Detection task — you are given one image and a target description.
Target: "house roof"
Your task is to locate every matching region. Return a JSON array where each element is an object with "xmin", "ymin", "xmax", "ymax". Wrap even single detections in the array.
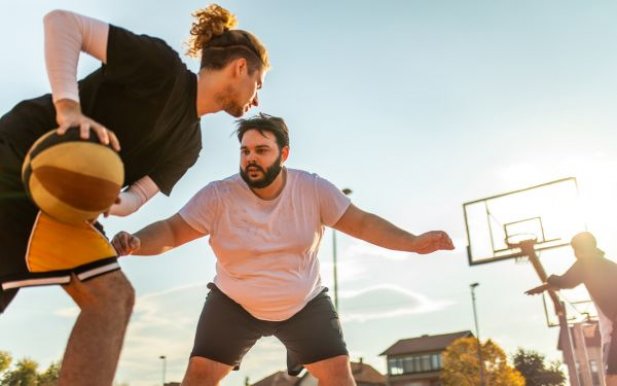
[
  {"xmin": 251, "ymin": 371, "xmax": 300, "ymax": 386},
  {"xmin": 380, "ymin": 330, "xmax": 474, "ymax": 356},
  {"xmin": 350, "ymin": 360, "xmax": 386, "ymax": 384},
  {"xmin": 557, "ymin": 321, "xmax": 601, "ymax": 351},
  {"xmin": 251, "ymin": 360, "xmax": 385, "ymax": 386}
]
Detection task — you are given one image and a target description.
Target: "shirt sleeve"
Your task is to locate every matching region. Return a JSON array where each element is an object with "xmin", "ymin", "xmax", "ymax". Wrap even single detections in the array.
[
  {"xmin": 148, "ymin": 131, "xmax": 201, "ymax": 196},
  {"xmin": 103, "ymin": 25, "xmax": 181, "ymax": 90},
  {"xmin": 314, "ymin": 175, "xmax": 352, "ymax": 227},
  {"xmin": 546, "ymin": 260, "xmax": 584, "ymax": 289},
  {"xmin": 178, "ymin": 182, "xmax": 219, "ymax": 234},
  {"xmin": 44, "ymin": 10, "xmax": 109, "ymax": 102}
]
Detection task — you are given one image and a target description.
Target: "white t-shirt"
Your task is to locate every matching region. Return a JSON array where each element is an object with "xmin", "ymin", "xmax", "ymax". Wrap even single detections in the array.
[{"xmin": 179, "ymin": 169, "xmax": 351, "ymax": 321}]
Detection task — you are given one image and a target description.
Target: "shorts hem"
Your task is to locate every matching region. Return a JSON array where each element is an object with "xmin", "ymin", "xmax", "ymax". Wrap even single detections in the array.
[{"xmin": 1, "ymin": 257, "xmax": 120, "ymax": 290}]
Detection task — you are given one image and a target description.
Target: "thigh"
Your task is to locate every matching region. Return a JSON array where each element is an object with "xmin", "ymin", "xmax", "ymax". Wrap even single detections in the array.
[
  {"xmin": 62, "ymin": 270, "xmax": 134, "ymax": 309},
  {"xmin": 0, "ymin": 138, "xmax": 38, "ymax": 279},
  {"xmin": 182, "ymin": 356, "xmax": 234, "ymax": 386},
  {"xmin": 191, "ymin": 285, "xmax": 267, "ymax": 368},
  {"xmin": 304, "ymin": 355, "xmax": 354, "ymax": 384},
  {"xmin": 276, "ymin": 291, "xmax": 348, "ymax": 367}
]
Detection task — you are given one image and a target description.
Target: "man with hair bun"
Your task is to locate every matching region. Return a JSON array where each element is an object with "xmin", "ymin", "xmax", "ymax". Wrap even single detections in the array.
[
  {"xmin": 526, "ymin": 232, "xmax": 617, "ymax": 385},
  {"xmin": 0, "ymin": 4, "xmax": 269, "ymax": 385},
  {"xmin": 113, "ymin": 113, "xmax": 454, "ymax": 386}
]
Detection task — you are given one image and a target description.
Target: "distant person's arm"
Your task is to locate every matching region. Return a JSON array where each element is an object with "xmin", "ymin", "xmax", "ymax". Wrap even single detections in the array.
[
  {"xmin": 112, "ymin": 213, "xmax": 205, "ymax": 256},
  {"xmin": 525, "ymin": 283, "xmax": 558, "ymax": 295},
  {"xmin": 44, "ymin": 9, "xmax": 119, "ymax": 150},
  {"xmin": 332, "ymin": 204, "xmax": 453, "ymax": 254},
  {"xmin": 546, "ymin": 261, "xmax": 584, "ymax": 289}
]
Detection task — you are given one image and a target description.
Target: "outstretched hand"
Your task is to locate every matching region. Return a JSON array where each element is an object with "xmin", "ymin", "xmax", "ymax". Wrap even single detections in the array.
[
  {"xmin": 54, "ymin": 99, "xmax": 121, "ymax": 151},
  {"xmin": 525, "ymin": 283, "xmax": 551, "ymax": 295},
  {"xmin": 112, "ymin": 231, "xmax": 141, "ymax": 256},
  {"xmin": 411, "ymin": 231, "xmax": 454, "ymax": 254}
]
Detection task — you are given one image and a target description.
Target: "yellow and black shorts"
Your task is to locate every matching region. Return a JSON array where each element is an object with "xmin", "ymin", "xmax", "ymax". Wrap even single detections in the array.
[{"xmin": 0, "ymin": 136, "xmax": 119, "ymax": 313}]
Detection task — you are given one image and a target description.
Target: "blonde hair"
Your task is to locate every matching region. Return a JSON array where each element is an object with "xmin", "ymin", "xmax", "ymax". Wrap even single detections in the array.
[{"xmin": 187, "ymin": 4, "xmax": 270, "ymax": 71}]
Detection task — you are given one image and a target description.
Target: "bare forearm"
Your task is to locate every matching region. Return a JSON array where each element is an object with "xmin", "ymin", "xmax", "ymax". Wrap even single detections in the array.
[
  {"xmin": 354, "ymin": 212, "xmax": 417, "ymax": 251},
  {"xmin": 132, "ymin": 220, "xmax": 177, "ymax": 255},
  {"xmin": 333, "ymin": 204, "xmax": 453, "ymax": 254}
]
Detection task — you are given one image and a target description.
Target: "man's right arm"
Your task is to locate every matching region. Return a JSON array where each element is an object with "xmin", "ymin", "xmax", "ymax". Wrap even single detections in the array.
[
  {"xmin": 112, "ymin": 213, "xmax": 205, "ymax": 256},
  {"xmin": 44, "ymin": 10, "xmax": 120, "ymax": 149},
  {"xmin": 546, "ymin": 261, "xmax": 584, "ymax": 289}
]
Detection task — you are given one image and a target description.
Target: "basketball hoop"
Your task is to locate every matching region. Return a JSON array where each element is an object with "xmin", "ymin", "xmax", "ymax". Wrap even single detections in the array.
[{"xmin": 505, "ymin": 233, "xmax": 537, "ymax": 249}]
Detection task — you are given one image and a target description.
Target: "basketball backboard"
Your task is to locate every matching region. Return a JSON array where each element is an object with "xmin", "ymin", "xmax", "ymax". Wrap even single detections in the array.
[{"xmin": 463, "ymin": 177, "xmax": 586, "ymax": 266}]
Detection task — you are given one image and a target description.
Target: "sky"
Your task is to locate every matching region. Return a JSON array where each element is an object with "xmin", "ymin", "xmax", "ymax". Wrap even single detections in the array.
[{"xmin": 1, "ymin": 0, "xmax": 617, "ymax": 385}]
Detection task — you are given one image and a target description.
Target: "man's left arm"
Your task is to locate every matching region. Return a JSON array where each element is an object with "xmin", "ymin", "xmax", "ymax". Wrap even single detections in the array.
[
  {"xmin": 546, "ymin": 262, "xmax": 584, "ymax": 289},
  {"xmin": 332, "ymin": 204, "xmax": 454, "ymax": 254}
]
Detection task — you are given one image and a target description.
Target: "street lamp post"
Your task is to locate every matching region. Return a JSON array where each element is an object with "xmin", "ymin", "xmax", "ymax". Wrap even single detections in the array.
[
  {"xmin": 470, "ymin": 283, "xmax": 485, "ymax": 386},
  {"xmin": 159, "ymin": 355, "xmax": 167, "ymax": 386},
  {"xmin": 332, "ymin": 188, "xmax": 352, "ymax": 312}
]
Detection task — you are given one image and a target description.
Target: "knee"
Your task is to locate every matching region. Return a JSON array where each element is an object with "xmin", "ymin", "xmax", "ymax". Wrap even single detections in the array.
[
  {"xmin": 183, "ymin": 356, "xmax": 232, "ymax": 385},
  {"xmin": 306, "ymin": 355, "xmax": 354, "ymax": 383},
  {"xmin": 67, "ymin": 272, "xmax": 135, "ymax": 319},
  {"xmin": 111, "ymin": 277, "xmax": 135, "ymax": 318}
]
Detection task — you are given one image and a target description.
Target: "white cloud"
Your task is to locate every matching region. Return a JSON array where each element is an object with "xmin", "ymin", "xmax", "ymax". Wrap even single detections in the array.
[{"xmin": 339, "ymin": 284, "xmax": 453, "ymax": 323}]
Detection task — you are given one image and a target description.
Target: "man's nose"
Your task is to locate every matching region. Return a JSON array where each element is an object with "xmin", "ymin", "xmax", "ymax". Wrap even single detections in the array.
[{"xmin": 251, "ymin": 93, "xmax": 259, "ymax": 107}]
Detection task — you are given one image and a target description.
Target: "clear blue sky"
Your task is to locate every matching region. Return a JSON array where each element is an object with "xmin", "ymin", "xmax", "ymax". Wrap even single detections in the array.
[{"xmin": 1, "ymin": 1, "xmax": 617, "ymax": 385}]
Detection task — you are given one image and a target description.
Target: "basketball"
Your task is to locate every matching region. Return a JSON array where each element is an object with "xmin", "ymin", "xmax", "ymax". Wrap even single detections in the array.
[{"xmin": 22, "ymin": 128, "xmax": 124, "ymax": 225}]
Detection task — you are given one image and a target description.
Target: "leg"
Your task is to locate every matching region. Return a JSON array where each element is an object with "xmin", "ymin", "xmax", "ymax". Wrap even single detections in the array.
[
  {"xmin": 181, "ymin": 357, "xmax": 233, "ymax": 386},
  {"xmin": 275, "ymin": 291, "xmax": 350, "ymax": 381},
  {"xmin": 59, "ymin": 270, "xmax": 135, "ymax": 386},
  {"xmin": 184, "ymin": 284, "xmax": 266, "ymax": 386},
  {"xmin": 304, "ymin": 355, "xmax": 356, "ymax": 386}
]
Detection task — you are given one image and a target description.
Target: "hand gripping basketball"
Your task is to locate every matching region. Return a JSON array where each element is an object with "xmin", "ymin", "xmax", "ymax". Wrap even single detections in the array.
[{"xmin": 22, "ymin": 127, "xmax": 125, "ymax": 225}]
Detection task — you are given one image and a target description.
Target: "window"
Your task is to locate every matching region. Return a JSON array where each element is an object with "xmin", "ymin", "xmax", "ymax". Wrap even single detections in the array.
[
  {"xmin": 388, "ymin": 353, "xmax": 443, "ymax": 375},
  {"xmin": 432, "ymin": 354, "xmax": 442, "ymax": 370},
  {"xmin": 388, "ymin": 358, "xmax": 404, "ymax": 375}
]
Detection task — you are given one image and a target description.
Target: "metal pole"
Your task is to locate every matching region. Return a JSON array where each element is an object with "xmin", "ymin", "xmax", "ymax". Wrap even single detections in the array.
[
  {"xmin": 159, "ymin": 355, "xmax": 166, "ymax": 386},
  {"xmin": 557, "ymin": 305, "xmax": 581, "ymax": 386},
  {"xmin": 518, "ymin": 241, "xmax": 581, "ymax": 386},
  {"xmin": 333, "ymin": 228, "xmax": 339, "ymax": 311},
  {"xmin": 470, "ymin": 283, "xmax": 485, "ymax": 386},
  {"xmin": 572, "ymin": 322, "xmax": 593, "ymax": 386},
  {"xmin": 332, "ymin": 188, "xmax": 352, "ymax": 313}
]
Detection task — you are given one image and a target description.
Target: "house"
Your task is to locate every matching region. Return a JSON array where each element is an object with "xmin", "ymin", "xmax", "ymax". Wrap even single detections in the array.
[
  {"xmin": 380, "ymin": 330, "xmax": 474, "ymax": 386},
  {"xmin": 558, "ymin": 320, "xmax": 604, "ymax": 386},
  {"xmin": 250, "ymin": 359, "xmax": 386, "ymax": 386}
]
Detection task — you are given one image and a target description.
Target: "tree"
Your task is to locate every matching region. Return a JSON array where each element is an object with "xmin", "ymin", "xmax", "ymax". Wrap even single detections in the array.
[
  {"xmin": 37, "ymin": 361, "xmax": 60, "ymax": 386},
  {"xmin": 0, "ymin": 353, "xmax": 60, "ymax": 386},
  {"xmin": 512, "ymin": 348, "xmax": 566, "ymax": 386},
  {"xmin": 0, "ymin": 352, "xmax": 11, "ymax": 374},
  {"xmin": 441, "ymin": 337, "xmax": 525, "ymax": 386},
  {"xmin": 1, "ymin": 358, "xmax": 38, "ymax": 386}
]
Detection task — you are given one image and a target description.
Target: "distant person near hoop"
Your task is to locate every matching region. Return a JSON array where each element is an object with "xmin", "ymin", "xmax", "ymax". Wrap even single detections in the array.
[
  {"xmin": 0, "ymin": 4, "xmax": 269, "ymax": 385},
  {"xmin": 112, "ymin": 113, "xmax": 454, "ymax": 386},
  {"xmin": 526, "ymin": 232, "xmax": 617, "ymax": 386}
]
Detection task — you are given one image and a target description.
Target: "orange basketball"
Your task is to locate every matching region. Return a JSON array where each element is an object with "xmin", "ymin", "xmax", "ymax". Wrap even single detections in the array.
[{"xmin": 22, "ymin": 128, "xmax": 124, "ymax": 225}]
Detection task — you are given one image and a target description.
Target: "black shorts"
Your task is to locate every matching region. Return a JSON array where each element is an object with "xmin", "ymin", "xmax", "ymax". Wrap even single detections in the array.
[
  {"xmin": 191, "ymin": 284, "xmax": 348, "ymax": 376},
  {"xmin": 0, "ymin": 136, "xmax": 119, "ymax": 314}
]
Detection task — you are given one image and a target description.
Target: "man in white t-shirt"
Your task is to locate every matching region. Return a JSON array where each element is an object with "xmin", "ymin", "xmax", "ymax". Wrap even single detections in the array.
[{"xmin": 112, "ymin": 113, "xmax": 454, "ymax": 386}]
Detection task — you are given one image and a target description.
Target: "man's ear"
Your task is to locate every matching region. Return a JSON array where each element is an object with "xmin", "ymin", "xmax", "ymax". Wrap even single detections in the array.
[
  {"xmin": 230, "ymin": 57, "xmax": 248, "ymax": 77},
  {"xmin": 281, "ymin": 146, "xmax": 290, "ymax": 162}
]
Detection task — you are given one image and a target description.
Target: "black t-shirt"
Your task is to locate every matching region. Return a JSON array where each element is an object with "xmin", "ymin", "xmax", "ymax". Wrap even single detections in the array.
[
  {"xmin": 0, "ymin": 25, "xmax": 201, "ymax": 195},
  {"xmin": 547, "ymin": 254, "xmax": 617, "ymax": 319}
]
